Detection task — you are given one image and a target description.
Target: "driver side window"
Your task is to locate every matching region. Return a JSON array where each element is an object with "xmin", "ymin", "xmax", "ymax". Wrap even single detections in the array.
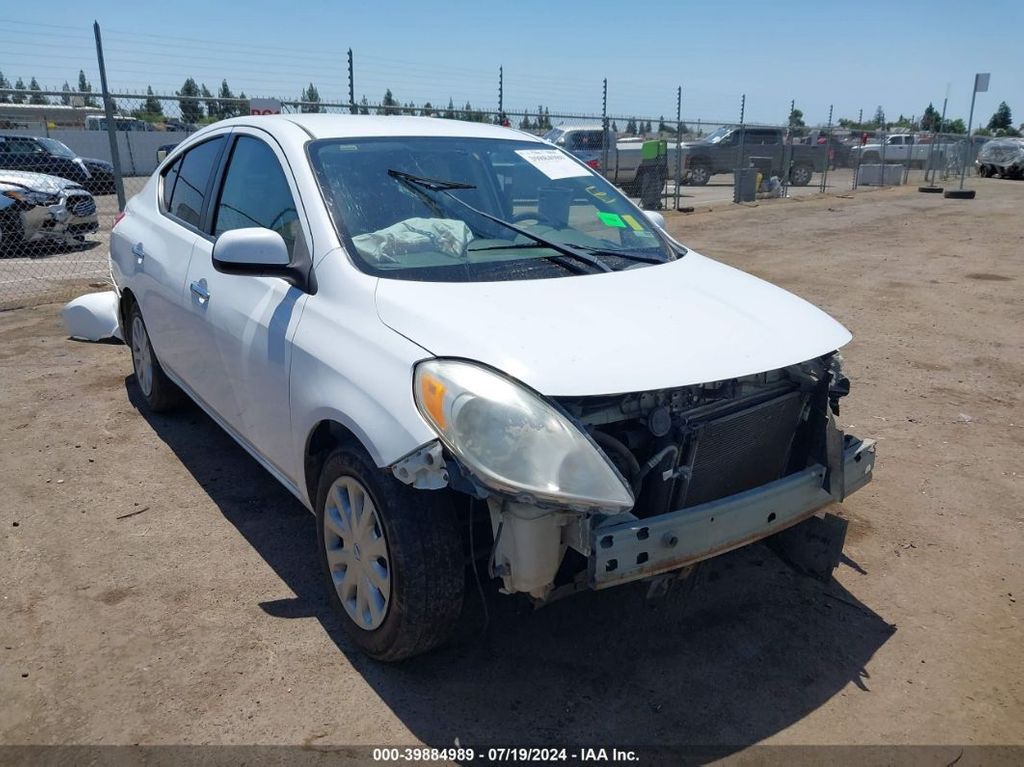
[{"xmin": 213, "ymin": 135, "xmax": 300, "ymax": 257}]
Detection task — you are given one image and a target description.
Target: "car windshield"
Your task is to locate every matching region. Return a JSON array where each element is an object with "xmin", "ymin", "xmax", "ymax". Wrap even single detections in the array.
[
  {"xmin": 307, "ymin": 136, "xmax": 677, "ymax": 282},
  {"xmin": 37, "ymin": 138, "xmax": 76, "ymax": 158},
  {"xmin": 703, "ymin": 127, "xmax": 733, "ymax": 144}
]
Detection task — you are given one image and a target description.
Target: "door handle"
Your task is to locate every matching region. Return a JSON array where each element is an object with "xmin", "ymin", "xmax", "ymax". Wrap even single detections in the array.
[
  {"xmin": 131, "ymin": 242, "xmax": 145, "ymax": 262},
  {"xmin": 189, "ymin": 279, "xmax": 210, "ymax": 303}
]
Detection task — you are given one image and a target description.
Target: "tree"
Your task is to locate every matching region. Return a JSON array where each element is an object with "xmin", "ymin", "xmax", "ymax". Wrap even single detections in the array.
[
  {"xmin": 643, "ymin": 119, "xmax": 653, "ymax": 134},
  {"xmin": 78, "ymin": 70, "xmax": 97, "ymax": 107},
  {"xmin": 300, "ymin": 82, "xmax": 322, "ymax": 113},
  {"xmin": 27, "ymin": 77, "xmax": 47, "ymax": 105},
  {"xmin": 177, "ymin": 77, "xmax": 203, "ymax": 123},
  {"xmin": 520, "ymin": 113, "xmax": 532, "ymax": 130},
  {"xmin": 657, "ymin": 115, "xmax": 668, "ymax": 133},
  {"xmin": 61, "ymin": 81, "xmax": 72, "ymax": 106},
  {"xmin": 144, "ymin": 85, "xmax": 163, "ymax": 115},
  {"xmin": 872, "ymin": 105, "xmax": 885, "ymax": 128},
  {"xmin": 788, "ymin": 106, "xmax": 805, "ymax": 130},
  {"xmin": 0, "ymin": 70, "xmax": 9, "ymax": 103},
  {"xmin": 11, "ymin": 78, "xmax": 26, "ymax": 104},
  {"xmin": 217, "ymin": 80, "xmax": 235, "ymax": 118},
  {"xmin": 921, "ymin": 102, "xmax": 940, "ymax": 132},
  {"xmin": 626, "ymin": 117, "xmax": 637, "ymax": 134},
  {"xmin": 987, "ymin": 101, "xmax": 1012, "ymax": 132},
  {"xmin": 200, "ymin": 83, "xmax": 218, "ymax": 120},
  {"xmin": 611, "ymin": 120, "xmax": 618, "ymax": 133},
  {"xmin": 358, "ymin": 95, "xmax": 370, "ymax": 115},
  {"xmin": 443, "ymin": 98, "xmax": 456, "ymax": 120},
  {"xmin": 943, "ymin": 118, "xmax": 966, "ymax": 134},
  {"xmin": 421, "ymin": 101, "xmax": 434, "ymax": 117},
  {"xmin": 381, "ymin": 88, "xmax": 398, "ymax": 116}
]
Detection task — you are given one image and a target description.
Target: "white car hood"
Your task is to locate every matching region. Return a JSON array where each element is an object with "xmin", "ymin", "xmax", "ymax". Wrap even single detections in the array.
[
  {"xmin": 0, "ymin": 170, "xmax": 83, "ymax": 195},
  {"xmin": 375, "ymin": 251, "xmax": 851, "ymax": 396}
]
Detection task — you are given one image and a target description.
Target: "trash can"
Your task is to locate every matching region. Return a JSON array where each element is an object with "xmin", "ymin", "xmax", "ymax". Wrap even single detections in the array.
[{"xmin": 733, "ymin": 167, "xmax": 758, "ymax": 203}]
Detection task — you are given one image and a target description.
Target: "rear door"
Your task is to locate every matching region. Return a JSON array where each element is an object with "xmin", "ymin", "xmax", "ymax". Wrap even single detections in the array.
[
  {"xmin": 112, "ymin": 134, "xmax": 227, "ymax": 379},
  {"xmin": 180, "ymin": 129, "xmax": 312, "ymax": 479}
]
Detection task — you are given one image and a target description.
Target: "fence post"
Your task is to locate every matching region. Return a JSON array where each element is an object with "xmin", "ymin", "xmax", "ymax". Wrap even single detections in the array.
[
  {"xmin": 601, "ymin": 78, "xmax": 609, "ymax": 181},
  {"xmin": 733, "ymin": 94, "xmax": 746, "ymax": 204},
  {"xmin": 498, "ymin": 65, "xmax": 503, "ymax": 122},
  {"xmin": 347, "ymin": 49, "xmax": 356, "ymax": 114},
  {"xmin": 93, "ymin": 21, "xmax": 125, "ymax": 210},
  {"xmin": 821, "ymin": 104, "xmax": 833, "ymax": 193},
  {"xmin": 675, "ymin": 85, "xmax": 682, "ymax": 210}
]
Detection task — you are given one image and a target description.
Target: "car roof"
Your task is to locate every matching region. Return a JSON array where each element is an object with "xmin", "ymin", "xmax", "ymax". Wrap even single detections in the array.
[{"xmin": 202, "ymin": 114, "xmax": 548, "ymax": 142}]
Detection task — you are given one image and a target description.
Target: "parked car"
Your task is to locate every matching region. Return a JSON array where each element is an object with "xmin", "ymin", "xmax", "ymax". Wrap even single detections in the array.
[
  {"xmin": 110, "ymin": 115, "xmax": 874, "ymax": 661},
  {"xmin": 0, "ymin": 170, "xmax": 98, "ymax": 253},
  {"xmin": 976, "ymin": 138, "xmax": 1024, "ymax": 179},
  {"xmin": 0, "ymin": 134, "xmax": 116, "ymax": 195},
  {"xmin": 847, "ymin": 133, "xmax": 955, "ymax": 169},
  {"xmin": 677, "ymin": 126, "xmax": 827, "ymax": 186}
]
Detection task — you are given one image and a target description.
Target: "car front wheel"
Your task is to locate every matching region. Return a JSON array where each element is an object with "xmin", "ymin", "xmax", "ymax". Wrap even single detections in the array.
[{"xmin": 316, "ymin": 446, "xmax": 464, "ymax": 662}]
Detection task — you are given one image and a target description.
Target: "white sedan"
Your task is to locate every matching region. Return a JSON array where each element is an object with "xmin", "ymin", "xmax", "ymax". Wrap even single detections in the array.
[{"xmin": 110, "ymin": 115, "xmax": 874, "ymax": 661}]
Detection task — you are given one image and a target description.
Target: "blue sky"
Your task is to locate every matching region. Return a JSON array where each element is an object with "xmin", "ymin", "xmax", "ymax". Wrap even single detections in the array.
[{"xmin": 2, "ymin": 0, "xmax": 1021, "ymax": 126}]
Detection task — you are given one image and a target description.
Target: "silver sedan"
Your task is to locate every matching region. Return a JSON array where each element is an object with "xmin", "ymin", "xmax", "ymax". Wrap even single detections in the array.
[{"xmin": 0, "ymin": 170, "xmax": 99, "ymax": 254}]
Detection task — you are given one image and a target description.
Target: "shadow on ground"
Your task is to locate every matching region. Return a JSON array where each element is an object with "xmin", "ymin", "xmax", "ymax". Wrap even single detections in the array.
[{"xmin": 127, "ymin": 378, "xmax": 894, "ymax": 753}]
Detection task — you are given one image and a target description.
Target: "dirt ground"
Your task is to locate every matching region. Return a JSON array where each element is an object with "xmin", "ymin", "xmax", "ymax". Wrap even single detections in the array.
[{"xmin": 1, "ymin": 178, "xmax": 1021, "ymax": 753}]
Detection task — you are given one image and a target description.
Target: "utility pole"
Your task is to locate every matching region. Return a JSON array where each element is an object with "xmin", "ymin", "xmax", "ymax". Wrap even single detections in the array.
[
  {"xmin": 347, "ymin": 49, "xmax": 355, "ymax": 114},
  {"xmin": 93, "ymin": 21, "xmax": 125, "ymax": 210}
]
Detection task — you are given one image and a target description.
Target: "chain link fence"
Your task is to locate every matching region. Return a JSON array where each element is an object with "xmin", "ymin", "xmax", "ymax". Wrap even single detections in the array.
[{"xmin": 0, "ymin": 20, "xmax": 1000, "ymax": 309}]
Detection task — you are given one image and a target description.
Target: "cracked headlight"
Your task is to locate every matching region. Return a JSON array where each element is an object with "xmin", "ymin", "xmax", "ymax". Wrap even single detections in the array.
[
  {"xmin": 414, "ymin": 359, "xmax": 634, "ymax": 512},
  {"xmin": 3, "ymin": 189, "xmax": 58, "ymax": 206}
]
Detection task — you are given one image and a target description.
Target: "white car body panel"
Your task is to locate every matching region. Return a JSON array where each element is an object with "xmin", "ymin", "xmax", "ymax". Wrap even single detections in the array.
[
  {"xmin": 110, "ymin": 114, "xmax": 852, "ymax": 513},
  {"xmin": 375, "ymin": 252, "xmax": 851, "ymax": 396},
  {"xmin": 61, "ymin": 291, "xmax": 122, "ymax": 341}
]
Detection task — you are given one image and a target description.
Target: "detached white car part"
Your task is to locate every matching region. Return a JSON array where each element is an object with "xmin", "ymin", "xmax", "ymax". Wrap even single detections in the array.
[{"xmin": 109, "ymin": 115, "xmax": 874, "ymax": 661}]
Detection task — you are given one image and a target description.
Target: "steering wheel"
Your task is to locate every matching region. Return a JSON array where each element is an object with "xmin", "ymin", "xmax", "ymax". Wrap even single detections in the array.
[{"xmin": 510, "ymin": 212, "xmax": 550, "ymax": 226}]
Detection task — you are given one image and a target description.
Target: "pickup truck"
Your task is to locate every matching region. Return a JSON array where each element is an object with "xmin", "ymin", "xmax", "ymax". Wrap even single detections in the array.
[
  {"xmin": 847, "ymin": 133, "xmax": 953, "ymax": 169},
  {"xmin": 542, "ymin": 125, "xmax": 672, "ymax": 193},
  {"xmin": 678, "ymin": 126, "xmax": 826, "ymax": 186}
]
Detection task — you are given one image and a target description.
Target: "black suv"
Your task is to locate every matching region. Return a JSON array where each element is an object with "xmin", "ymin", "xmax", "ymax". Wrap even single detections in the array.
[{"xmin": 0, "ymin": 135, "xmax": 115, "ymax": 195}]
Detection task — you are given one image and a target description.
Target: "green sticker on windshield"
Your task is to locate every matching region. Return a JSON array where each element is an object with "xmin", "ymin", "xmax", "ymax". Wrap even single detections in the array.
[{"xmin": 597, "ymin": 211, "xmax": 626, "ymax": 228}]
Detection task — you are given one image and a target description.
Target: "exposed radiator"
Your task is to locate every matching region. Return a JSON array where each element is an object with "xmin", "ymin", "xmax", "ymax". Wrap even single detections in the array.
[{"xmin": 679, "ymin": 391, "xmax": 806, "ymax": 508}]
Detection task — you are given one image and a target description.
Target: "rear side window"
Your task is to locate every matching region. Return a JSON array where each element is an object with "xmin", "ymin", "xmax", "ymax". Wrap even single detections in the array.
[
  {"xmin": 213, "ymin": 136, "xmax": 300, "ymax": 257},
  {"xmin": 162, "ymin": 136, "xmax": 225, "ymax": 228}
]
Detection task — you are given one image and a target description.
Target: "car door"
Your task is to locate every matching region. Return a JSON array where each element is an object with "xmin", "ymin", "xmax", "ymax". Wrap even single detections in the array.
[
  {"xmin": 180, "ymin": 130, "xmax": 312, "ymax": 480},
  {"xmin": 114, "ymin": 134, "xmax": 227, "ymax": 379}
]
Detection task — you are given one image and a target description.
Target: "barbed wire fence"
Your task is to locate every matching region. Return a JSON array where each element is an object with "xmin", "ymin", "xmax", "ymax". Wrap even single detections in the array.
[{"xmin": 0, "ymin": 19, "xmax": 990, "ymax": 309}]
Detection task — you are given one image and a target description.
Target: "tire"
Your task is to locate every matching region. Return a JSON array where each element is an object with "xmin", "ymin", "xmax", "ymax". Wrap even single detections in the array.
[
  {"xmin": 977, "ymin": 165, "xmax": 991, "ymax": 178},
  {"xmin": 687, "ymin": 160, "xmax": 711, "ymax": 186},
  {"xmin": 126, "ymin": 302, "xmax": 182, "ymax": 412},
  {"xmin": 315, "ymin": 447, "xmax": 464, "ymax": 662},
  {"xmin": 789, "ymin": 163, "xmax": 813, "ymax": 186},
  {"xmin": 943, "ymin": 189, "xmax": 976, "ymax": 199},
  {"xmin": 918, "ymin": 185, "xmax": 944, "ymax": 193}
]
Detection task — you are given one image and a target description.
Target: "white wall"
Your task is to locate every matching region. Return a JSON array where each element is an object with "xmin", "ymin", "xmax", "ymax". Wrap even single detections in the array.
[{"xmin": 5, "ymin": 128, "xmax": 190, "ymax": 176}]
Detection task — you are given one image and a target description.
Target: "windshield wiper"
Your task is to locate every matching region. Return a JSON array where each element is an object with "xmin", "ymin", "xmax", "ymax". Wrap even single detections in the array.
[
  {"xmin": 564, "ymin": 245, "xmax": 670, "ymax": 265},
  {"xmin": 387, "ymin": 169, "xmax": 612, "ymax": 273}
]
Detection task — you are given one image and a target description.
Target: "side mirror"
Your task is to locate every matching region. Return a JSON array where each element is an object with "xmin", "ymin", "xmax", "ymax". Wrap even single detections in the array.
[
  {"xmin": 643, "ymin": 210, "xmax": 666, "ymax": 230},
  {"xmin": 212, "ymin": 227, "xmax": 309, "ymax": 289}
]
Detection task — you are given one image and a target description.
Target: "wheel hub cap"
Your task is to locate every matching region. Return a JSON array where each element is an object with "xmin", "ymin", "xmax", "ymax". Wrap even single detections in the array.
[{"xmin": 323, "ymin": 476, "xmax": 391, "ymax": 630}]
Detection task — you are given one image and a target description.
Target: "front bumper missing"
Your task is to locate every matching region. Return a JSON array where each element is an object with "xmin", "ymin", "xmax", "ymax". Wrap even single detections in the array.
[{"xmin": 589, "ymin": 435, "xmax": 875, "ymax": 589}]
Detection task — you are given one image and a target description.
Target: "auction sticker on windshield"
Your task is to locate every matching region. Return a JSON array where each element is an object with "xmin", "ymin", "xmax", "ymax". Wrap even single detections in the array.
[{"xmin": 515, "ymin": 149, "xmax": 590, "ymax": 180}]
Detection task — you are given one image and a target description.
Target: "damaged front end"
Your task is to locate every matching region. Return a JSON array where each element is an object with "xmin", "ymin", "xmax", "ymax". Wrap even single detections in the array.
[{"xmin": 393, "ymin": 353, "xmax": 874, "ymax": 601}]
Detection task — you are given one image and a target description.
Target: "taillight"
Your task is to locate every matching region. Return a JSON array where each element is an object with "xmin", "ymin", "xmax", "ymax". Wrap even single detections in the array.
[
  {"xmin": 586, "ymin": 159, "xmax": 601, "ymax": 170},
  {"xmin": 112, "ymin": 211, "xmax": 126, "ymax": 228}
]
